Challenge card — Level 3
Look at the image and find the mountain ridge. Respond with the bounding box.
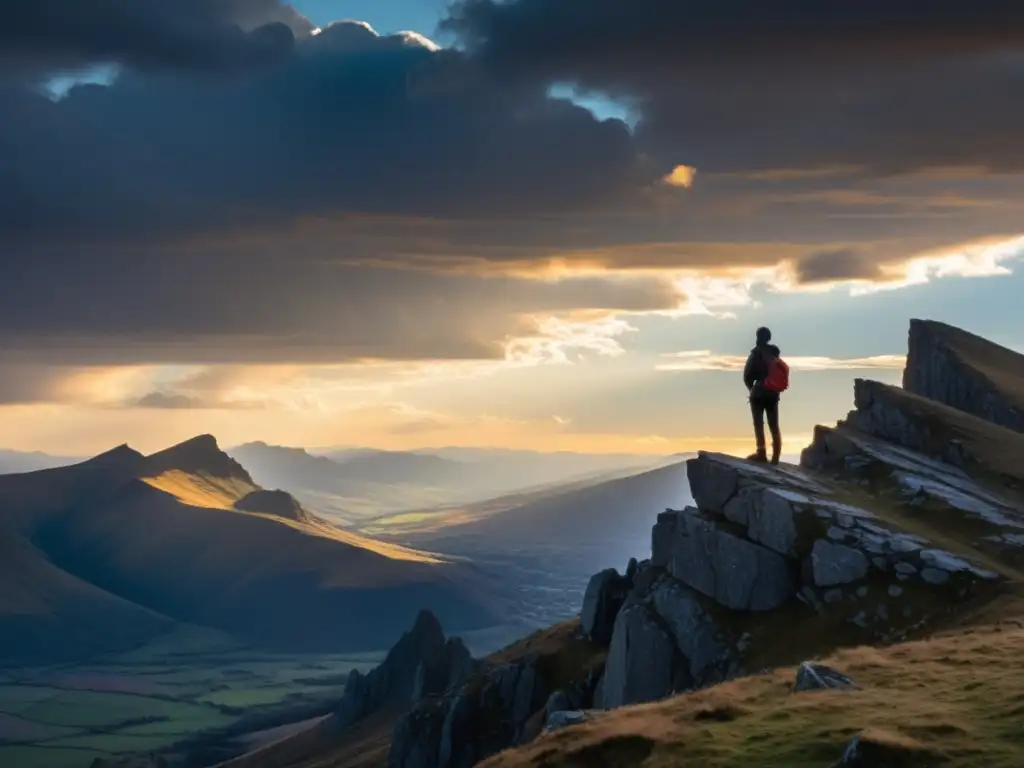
[0,433,506,664]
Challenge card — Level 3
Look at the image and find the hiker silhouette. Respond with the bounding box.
[742,326,789,464]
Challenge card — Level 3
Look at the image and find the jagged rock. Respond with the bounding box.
[580,567,631,645]
[903,318,1024,433]
[793,662,858,692]
[843,379,981,468]
[413,637,475,701]
[391,698,448,768]
[391,654,549,768]
[811,540,870,587]
[653,507,795,610]
[338,610,452,728]
[544,709,590,731]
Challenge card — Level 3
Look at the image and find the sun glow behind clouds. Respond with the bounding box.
[851,235,1024,295]
[664,165,697,188]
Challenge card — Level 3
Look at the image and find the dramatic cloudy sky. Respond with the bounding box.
[2,0,1023,456]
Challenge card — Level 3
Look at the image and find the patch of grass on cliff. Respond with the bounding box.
[481,624,1024,768]
[488,620,606,692]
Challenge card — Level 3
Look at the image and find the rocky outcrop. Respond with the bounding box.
[580,563,634,645]
[903,318,1024,433]
[336,610,475,730]
[412,636,475,701]
[388,618,606,768]
[598,573,735,708]
[234,489,312,523]
[390,653,553,768]
[802,421,1024,557]
[582,446,1005,717]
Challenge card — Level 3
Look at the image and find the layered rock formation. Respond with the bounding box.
[904,319,1024,433]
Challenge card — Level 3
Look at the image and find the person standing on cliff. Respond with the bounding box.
[742,326,789,464]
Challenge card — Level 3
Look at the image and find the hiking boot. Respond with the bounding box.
[747,450,768,463]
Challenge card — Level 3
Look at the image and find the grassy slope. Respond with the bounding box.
[483,623,1024,768]
[0,528,174,664]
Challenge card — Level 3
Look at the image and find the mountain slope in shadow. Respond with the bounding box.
[0,435,506,665]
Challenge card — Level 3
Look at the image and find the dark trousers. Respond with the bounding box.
[750,396,781,460]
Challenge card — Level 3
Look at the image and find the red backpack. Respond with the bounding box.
[763,354,790,393]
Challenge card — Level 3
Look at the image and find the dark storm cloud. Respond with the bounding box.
[0,20,654,243]
[1,1,1023,373]
[793,249,885,285]
[0,0,314,77]
[444,0,1024,69]
[444,0,1024,174]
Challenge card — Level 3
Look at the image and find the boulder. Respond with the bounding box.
[793,662,858,692]
[544,709,590,731]
[600,603,681,709]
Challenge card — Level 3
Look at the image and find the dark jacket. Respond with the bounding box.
[743,343,781,401]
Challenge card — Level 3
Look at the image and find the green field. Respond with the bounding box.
[0,626,383,768]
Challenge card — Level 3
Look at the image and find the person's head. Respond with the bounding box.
[755,326,772,346]
[767,344,780,357]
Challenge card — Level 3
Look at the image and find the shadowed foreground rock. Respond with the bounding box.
[336,610,477,731]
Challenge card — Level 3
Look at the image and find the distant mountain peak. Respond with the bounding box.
[142,434,254,484]
[83,443,145,467]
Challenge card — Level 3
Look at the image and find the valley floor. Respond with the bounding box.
[0,626,384,768]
